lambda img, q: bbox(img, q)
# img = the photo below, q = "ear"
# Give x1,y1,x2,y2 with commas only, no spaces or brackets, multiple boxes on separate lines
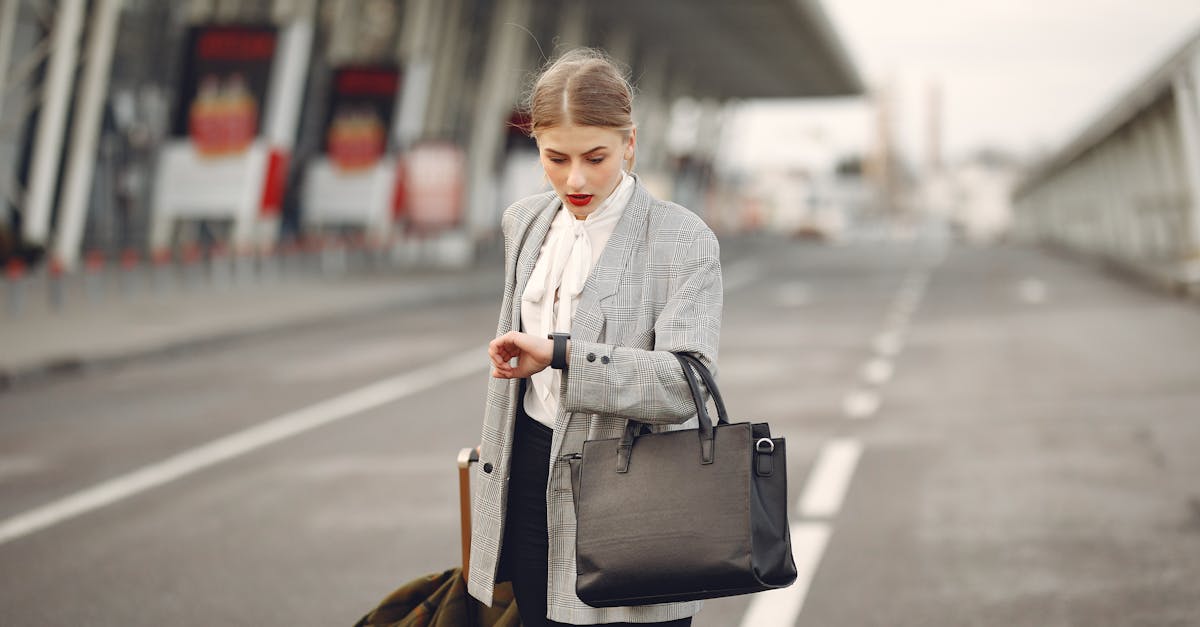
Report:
625,126,637,161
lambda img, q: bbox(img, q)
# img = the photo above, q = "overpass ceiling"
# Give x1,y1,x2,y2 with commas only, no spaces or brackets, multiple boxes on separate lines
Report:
592,0,863,99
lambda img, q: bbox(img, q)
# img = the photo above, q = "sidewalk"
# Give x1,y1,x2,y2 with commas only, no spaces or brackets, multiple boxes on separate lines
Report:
1,260,500,390
0,231,779,391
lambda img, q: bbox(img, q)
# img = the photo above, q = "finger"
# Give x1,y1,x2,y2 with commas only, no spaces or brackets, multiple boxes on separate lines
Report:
489,346,506,368
489,338,513,366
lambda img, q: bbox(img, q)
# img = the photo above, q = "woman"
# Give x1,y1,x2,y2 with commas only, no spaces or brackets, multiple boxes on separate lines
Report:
468,48,722,626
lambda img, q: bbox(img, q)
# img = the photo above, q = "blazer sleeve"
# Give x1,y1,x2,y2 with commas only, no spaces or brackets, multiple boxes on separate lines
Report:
561,227,722,424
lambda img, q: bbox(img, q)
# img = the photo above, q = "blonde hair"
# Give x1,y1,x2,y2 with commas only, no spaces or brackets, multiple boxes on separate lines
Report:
526,48,636,170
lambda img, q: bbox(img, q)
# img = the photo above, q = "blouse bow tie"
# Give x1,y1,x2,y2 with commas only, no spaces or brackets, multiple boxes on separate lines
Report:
523,171,632,404
525,213,592,402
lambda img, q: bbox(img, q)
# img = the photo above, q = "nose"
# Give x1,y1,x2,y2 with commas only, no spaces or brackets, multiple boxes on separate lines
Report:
567,163,586,191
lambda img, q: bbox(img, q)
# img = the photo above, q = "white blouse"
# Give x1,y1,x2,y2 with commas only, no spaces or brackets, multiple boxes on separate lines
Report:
520,171,636,428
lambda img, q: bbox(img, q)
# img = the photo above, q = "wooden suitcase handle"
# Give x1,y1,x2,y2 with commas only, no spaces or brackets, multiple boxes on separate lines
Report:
456,447,480,579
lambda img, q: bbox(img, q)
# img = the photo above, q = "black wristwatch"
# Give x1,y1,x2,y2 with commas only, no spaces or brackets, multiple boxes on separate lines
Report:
548,332,570,370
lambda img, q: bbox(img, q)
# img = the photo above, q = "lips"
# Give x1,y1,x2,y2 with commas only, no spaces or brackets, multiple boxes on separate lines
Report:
566,194,593,207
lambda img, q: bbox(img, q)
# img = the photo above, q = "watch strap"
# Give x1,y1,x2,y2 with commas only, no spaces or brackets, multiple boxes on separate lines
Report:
549,333,570,370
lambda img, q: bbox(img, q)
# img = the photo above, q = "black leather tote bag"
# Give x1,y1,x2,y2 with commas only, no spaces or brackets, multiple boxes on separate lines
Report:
569,352,797,608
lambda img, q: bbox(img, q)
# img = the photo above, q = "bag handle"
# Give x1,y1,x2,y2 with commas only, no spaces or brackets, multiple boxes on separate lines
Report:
676,352,729,426
616,352,724,472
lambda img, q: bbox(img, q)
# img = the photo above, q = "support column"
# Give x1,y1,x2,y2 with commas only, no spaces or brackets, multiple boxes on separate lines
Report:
53,0,123,270
1172,50,1200,262
0,0,19,122
633,48,668,174
1099,142,1127,258
1111,134,1139,259
1145,110,1179,258
233,0,315,250
424,0,465,139
604,25,634,68
465,0,531,239
22,0,84,249
394,0,438,149
555,0,587,52
0,0,20,228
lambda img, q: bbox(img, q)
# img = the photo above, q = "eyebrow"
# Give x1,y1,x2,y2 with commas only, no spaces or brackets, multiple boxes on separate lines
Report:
544,146,608,156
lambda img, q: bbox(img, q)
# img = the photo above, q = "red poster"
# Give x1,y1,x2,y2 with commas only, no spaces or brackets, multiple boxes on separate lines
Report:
174,25,277,157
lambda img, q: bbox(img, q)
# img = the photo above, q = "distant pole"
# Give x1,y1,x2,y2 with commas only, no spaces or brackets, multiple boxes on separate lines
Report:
868,81,896,215
926,79,942,175
22,0,85,248
54,0,124,270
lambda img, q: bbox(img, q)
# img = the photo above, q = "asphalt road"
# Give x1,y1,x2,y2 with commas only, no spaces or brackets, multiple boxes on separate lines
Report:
2,233,1198,626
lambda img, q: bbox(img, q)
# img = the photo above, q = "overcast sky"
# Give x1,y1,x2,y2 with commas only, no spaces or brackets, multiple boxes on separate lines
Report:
721,0,1200,172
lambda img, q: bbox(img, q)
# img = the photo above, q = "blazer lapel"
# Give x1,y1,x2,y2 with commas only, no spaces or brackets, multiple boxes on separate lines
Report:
570,177,652,344
511,196,560,329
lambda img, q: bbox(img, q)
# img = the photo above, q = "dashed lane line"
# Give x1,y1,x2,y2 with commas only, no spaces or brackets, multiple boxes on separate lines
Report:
861,358,894,385
737,522,832,627
724,259,762,293
1018,278,1048,304
872,331,903,358
798,438,864,519
842,389,881,419
737,261,933,624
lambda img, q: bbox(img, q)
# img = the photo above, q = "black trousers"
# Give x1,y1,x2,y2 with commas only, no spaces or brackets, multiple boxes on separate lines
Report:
501,399,692,627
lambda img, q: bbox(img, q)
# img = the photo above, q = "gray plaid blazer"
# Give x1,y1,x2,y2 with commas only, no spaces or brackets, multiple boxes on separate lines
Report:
467,178,722,624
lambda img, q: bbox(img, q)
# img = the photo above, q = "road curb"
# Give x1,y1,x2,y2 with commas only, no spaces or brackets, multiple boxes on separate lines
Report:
0,274,500,393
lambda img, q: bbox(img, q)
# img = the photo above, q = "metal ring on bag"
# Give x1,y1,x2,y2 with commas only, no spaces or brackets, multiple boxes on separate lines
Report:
755,438,774,454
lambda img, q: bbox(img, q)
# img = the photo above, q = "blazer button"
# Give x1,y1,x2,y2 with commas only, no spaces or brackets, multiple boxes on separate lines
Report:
601,355,610,364
586,353,596,362
482,462,493,473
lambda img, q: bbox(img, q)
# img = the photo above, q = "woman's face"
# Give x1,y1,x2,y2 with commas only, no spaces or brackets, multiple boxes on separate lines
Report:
537,123,636,218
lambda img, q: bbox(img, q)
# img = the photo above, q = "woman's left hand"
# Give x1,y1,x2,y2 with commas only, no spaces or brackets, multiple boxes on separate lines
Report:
489,331,554,379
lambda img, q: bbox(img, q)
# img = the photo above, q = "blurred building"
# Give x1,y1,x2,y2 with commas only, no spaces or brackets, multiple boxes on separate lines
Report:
923,150,1022,244
0,0,861,271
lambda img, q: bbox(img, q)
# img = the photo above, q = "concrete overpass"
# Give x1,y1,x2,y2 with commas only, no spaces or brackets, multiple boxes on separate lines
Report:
1012,26,1200,295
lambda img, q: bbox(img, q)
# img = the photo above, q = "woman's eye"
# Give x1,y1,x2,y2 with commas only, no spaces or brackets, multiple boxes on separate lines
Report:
548,157,566,164
588,157,605,164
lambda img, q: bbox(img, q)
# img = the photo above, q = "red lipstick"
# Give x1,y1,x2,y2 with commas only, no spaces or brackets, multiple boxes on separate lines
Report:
566,194,593,207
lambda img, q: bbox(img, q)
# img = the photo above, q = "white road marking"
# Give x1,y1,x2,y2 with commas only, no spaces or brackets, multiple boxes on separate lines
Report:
736,522,832,627
1018,278,1048,304
723,260,762,293
0,348,486,546
842,389,881,418
0,456,49,480
741,263,935,626
775,282,811,307
895,291,921,310
902,271,927,288
270,337,456,383
884,311,910,332
798,438,864,519
861,358,894,385
872,331,903,357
